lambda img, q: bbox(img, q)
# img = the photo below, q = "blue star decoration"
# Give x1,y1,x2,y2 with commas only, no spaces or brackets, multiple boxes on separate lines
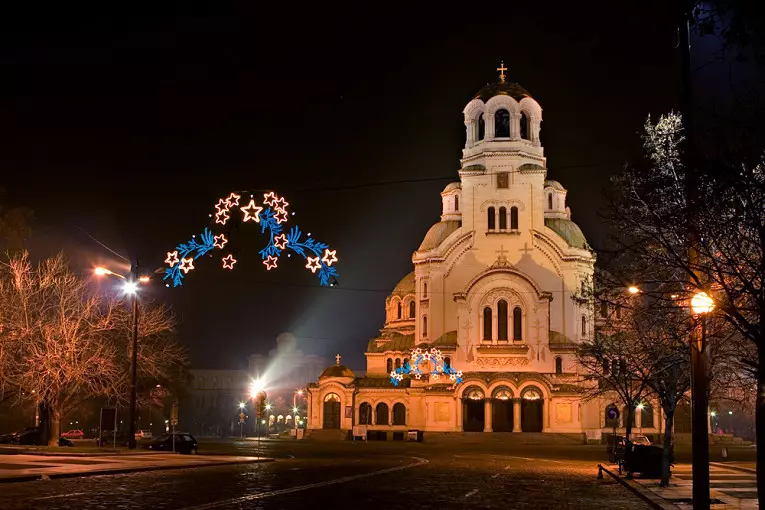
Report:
390,347,464,387
162,191,339,287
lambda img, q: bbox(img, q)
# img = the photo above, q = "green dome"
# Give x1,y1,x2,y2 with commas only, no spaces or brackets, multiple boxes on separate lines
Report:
392,271,415,296
474,81,532,102
545,218,590,250
442,182,462,193
418,220,461,251
544,179,566,191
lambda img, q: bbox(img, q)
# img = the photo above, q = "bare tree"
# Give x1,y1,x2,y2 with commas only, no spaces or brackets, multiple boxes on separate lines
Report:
0,252,186,445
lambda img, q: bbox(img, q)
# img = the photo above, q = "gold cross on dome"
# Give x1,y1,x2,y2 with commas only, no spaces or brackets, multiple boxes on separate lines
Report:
335,354,342,365
497,61,507,83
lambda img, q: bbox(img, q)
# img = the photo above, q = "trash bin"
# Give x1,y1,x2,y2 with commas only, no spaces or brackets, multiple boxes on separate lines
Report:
623,444,668,478
407,430,423,442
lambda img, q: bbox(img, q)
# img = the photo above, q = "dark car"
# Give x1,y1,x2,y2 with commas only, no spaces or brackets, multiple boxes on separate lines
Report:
145,433,198,454
2,427,73,446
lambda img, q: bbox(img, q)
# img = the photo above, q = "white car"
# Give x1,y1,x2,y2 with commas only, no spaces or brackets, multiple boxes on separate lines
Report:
135,430,153,440
631,434,652,446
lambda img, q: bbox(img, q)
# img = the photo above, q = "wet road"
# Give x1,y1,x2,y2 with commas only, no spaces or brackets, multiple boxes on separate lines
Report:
0,439,652,509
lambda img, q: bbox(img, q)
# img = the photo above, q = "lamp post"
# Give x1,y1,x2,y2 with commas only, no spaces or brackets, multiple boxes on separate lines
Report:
293,389,304,437
690,291,714,510
95,264,147,450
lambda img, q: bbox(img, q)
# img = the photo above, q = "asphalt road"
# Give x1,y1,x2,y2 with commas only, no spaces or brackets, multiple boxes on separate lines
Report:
0,438,659,509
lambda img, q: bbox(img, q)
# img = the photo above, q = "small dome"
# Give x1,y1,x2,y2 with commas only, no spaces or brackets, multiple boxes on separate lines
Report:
392,271,415,295
545,218,590,250
442,182,461,194
320,364,355,378
474,81,532,102
544,179,566,192
418,220,461,251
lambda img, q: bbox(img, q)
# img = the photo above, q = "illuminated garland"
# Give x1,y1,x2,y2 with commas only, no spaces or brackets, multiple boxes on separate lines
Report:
163,191,339,287
389,347,463,387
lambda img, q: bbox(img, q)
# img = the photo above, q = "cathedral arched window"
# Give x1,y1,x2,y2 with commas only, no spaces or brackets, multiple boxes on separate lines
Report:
581,315,587,336
497,300,509,340
495,109,510,137
640,403,654,428
409,301,415,318
422,315,428,337
396,301,402,319
422,281,428,298
555,356,563,374
444,356,451,369
386,358,393,373
548,194,553,210
510,206,519,230
520,112,529,140
513,307,523,340
487,207,496,230
478,114,485,141
454,195,459,211
359,403,372,425
483,307,492,340
392,403,406,425
395,358,401,369
375,403,389,425
499,207,507,230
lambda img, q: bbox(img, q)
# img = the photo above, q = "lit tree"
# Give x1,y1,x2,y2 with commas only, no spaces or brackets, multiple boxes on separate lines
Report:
0,253,185,445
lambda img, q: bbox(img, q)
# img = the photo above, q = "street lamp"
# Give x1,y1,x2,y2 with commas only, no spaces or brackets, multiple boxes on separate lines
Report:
627,285,640,294
690,290,714,509
293,389,304,437
95,265,151,449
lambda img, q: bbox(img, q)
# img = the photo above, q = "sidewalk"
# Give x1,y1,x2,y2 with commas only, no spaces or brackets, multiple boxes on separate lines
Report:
601,462,758,509
0,453,273,483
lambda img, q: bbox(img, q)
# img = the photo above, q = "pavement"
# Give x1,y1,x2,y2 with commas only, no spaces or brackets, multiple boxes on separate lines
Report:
0,437,657,509
0,453,273,483
601,461,758,509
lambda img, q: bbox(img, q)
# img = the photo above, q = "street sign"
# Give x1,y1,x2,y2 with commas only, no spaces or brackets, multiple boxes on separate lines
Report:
170,403,179,426
607,406,620,421
239,412,245,424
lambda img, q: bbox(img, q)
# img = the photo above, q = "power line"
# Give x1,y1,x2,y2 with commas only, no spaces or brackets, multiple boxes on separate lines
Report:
75,225,131,263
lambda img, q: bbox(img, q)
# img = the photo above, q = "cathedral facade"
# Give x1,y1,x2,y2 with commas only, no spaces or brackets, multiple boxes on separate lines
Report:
307,71,659,439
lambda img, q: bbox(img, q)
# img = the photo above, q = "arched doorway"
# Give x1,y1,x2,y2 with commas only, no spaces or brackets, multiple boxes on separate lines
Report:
322,393,341,429
462,386,485,432
491,387,514,432
521,387,543,432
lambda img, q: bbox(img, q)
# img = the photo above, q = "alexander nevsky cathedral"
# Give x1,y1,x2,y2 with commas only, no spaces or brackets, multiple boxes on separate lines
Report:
306,66,660,440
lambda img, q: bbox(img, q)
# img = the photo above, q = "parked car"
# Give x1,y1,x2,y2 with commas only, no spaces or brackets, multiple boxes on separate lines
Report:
12,427,41,445
135,430,153,440
58,437,74,447
0,431,17,444
145,433,198,454
631,434,652,446
61,429,85,439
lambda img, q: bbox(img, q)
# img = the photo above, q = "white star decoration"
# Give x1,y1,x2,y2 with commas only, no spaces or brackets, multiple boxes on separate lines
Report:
241,199,263,223
321,249,338,266
305,256,321,273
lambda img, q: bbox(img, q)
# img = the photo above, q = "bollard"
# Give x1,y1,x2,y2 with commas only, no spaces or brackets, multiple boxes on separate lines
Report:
597,464,604,479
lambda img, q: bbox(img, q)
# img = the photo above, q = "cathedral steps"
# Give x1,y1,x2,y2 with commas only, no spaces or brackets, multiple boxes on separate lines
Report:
303,429,349,441
422,432,584,445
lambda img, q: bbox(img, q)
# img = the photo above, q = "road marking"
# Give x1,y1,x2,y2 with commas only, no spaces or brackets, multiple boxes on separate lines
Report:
464,489,479,498
504,455,564,464
34,492,87,500
178,457,429,510
287,454,295,459
491,473,500,478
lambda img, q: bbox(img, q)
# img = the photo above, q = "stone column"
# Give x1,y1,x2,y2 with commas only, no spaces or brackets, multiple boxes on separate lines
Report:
510,112,520,140
513,398,521,432
465,121,474,146
484,398,492,432
543,398,550,431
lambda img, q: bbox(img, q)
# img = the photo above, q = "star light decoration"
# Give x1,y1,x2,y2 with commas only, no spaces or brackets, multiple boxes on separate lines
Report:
162,191,339,287
389,347,463,387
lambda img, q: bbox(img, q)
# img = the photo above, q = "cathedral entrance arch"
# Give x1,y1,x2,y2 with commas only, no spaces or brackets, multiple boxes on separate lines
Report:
521,387,543,432
462,386,485,432
322,393,341,429
491,387,514,432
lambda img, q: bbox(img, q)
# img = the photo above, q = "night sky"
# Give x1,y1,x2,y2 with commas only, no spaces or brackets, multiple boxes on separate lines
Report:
0,3,699,371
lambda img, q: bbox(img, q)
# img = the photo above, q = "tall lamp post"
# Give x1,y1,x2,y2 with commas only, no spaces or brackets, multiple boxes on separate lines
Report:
690,291,714,509
95,265,150,449
293,389,304,437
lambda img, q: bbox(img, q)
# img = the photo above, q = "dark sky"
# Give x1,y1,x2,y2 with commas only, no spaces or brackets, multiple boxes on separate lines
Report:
0,3,693,371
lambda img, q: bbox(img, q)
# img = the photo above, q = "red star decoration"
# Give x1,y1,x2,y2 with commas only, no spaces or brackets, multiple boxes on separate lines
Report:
241,199,263,222
215,209,230,225
274,234,288,250
274,209,288,224
222,254,237,270
165,251,179,267
273,196,289,212
322,248,338,266
305,256,321,273
263,255,278,270
179,257,195,274
263,192,278,207
215,198,230,214
226,192,241,208
213,234,228,249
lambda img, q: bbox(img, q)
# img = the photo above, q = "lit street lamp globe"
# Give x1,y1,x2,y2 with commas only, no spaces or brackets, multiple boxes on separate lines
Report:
691,291,714,315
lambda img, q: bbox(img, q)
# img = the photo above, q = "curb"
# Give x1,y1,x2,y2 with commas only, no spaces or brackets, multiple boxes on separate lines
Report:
598,464,679,510
710,462,756,474
0,457,274,484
